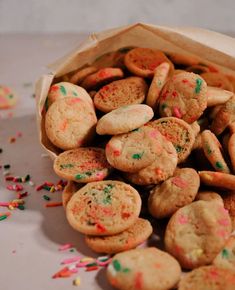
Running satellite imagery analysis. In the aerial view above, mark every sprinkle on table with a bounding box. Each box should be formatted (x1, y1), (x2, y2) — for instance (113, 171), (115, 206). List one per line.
(45, 202), (63, 208)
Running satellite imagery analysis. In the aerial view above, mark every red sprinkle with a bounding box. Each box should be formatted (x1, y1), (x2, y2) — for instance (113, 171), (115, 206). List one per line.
(45, 202), (63, 208)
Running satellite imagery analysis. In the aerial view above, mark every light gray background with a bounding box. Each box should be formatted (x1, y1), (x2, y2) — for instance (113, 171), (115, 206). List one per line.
(0, 0), (234, 34)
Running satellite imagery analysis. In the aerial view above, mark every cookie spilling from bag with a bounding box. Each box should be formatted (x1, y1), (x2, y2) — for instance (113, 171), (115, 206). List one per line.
(37, 24), (235, 289)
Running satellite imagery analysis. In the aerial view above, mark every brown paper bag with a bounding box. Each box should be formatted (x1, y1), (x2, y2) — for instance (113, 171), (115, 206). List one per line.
(35, 23), (235, 159)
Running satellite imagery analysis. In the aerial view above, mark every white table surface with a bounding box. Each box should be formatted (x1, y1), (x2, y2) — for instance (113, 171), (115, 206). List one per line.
(0, 33), (113, 290)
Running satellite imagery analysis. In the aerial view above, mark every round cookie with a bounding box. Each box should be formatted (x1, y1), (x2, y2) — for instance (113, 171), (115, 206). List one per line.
(206, 86), (233, 107)
(85, 218), (152, 254)
(105, 126), (163, 173)
(165, 200), (232, 269)
(94, 76), (148, 113)
(107, 247), (181, 290)
(81, 67), (124, 90)
(66, 180), (141, 235)
(124, 134), (177, 185)
(201, 130), (230, 173)
(62, 181), (83, 208)
(199, 171), (235, 190)
(46, 82), (93, 108)
(223, 191), (235, 230)
(69, 66), (98, 84)
(195, 191), (224, 205)
(201, 72), (234, 92)
(96, 104), (154, 135)
(178, 265), (235, 290)
(0, 85), (17, 109)
(167, 52), (200, 66)
(148, 168), (200, 218)
(124, 47), (172, 78)
(147, 117), (195, 163)
(146, 62), (170, 110)
(213, 236), (235, 271)
(211, 95), (235, 135)
(53, 147), (112, 183)
(228, 133), (235, 173)
(45, 97), (97, 150)
(159, 72), (207, 123)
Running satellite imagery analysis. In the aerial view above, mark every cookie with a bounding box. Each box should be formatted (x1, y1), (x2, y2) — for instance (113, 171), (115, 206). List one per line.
(46, 82), (93, 108)
(178, 265), (235, 290)
(53, 147), (112, 183)
(195, 191), (224, 205)
(201, 130), (230, 173)
(105, 126), (163, 173)
(0, 85), (17, 109)
(167, 52), (200, 67)
(94, 76), (148, 113)
(81, 67), (124, 90)
(213, 236), (235, 271)
(206, 86), (233, 107)
(45, 97), (97, 150)
(85, 218), (152, 254)
(201, 72), (234, 92)
(159, 72), (207, 123)
(211, 95), (235, 135)
(69, 66), (98, 84)
(199, 171), (235, 190)
(124, 134), (177, 185)
(165, 200), (232, 269)
(226, 74), (235, 92)
(107, 247), (181, 290)
(148, 168), (200, 218)
(96, 104), (154, 135)
(190, 121), (200, 137)
(192, 133), (202, 150)
(147, 117), (195, 163)
(223, 191), (235, 230)
(62, 181), (83, 208)
(146, 62), (170, 110)
(124, 47), (172, 78)
(186, 64), (210, 74)
(66, 180), (141, 235)
(228, 133), (235, 173)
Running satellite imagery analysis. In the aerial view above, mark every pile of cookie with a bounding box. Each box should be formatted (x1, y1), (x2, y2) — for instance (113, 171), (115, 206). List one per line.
(43, 47), (235, 290)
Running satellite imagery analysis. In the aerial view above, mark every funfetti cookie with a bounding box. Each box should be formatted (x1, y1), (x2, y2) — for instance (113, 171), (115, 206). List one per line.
(199, 171), (235, 190)
(45, 97), (97, 150)
(53, 147), (112, 183)
(201, 130), (230, 174)
(85, 218), (152, 254)
(66, 180), (141, 236)
(62, 181), (83, 208)
(107, 248), (181, 290)
(206, 86), (233, 107)
(159, 72), (207, 124)
(178, 265), (235, 290)
(69, 66), (98, 85)
(94, 76), (148, 113)
(124, 47), (173, 78)
(148, 168), (200, 218)
(81, 67), (124, 90)
(201, 72), (234, 92)
(146, 62), (170, 110)
(124, 133), (177, 185)
(211, 95), (235, 135)
(96, 104), (154, 135)
(165, 200), (232, 269)
(0, 85), (17, 109)
(105, 126), (163, 173)
(147, 117), (195, 163)
(46, 82), (93, 108)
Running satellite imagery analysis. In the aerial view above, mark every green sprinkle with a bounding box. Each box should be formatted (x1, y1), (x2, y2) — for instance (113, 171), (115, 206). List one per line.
(70, 248), (75, 252)
(113, 260), (121, 272)
(18, 204), (25, 210)
(43, 185), (51, 191)
(174, 145), (183, 153)
(60, 163), (74, 169)
(132, 152), (144, 160)
(157, 80), (162, 87)
(25, 174), (30, 181)
(123, 268), (131, 273)
(206, 144), (212, 155)
(161, 103), (167, 110)
(0, 215), (8, 221)
(221, 248), (229, 259)
(75, 174), (84, 180)
(215, 161), (223, 169)
(86, 262), (98, 267)
(43, 195), (51, 201)
(72, 91), (78, 96)
(60, 85), (67, 96)
(195, 78), (203, 94)
(8, 94), (14, 99)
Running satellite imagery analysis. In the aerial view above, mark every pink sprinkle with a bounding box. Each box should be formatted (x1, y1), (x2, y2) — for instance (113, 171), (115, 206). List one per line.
(76, 261), (92, 268)
(217, 230), (229, 238)
(218, 218), (230, 226)
(6, 184), (23, 191)
(171, 177), (188, 188)
(178, 214), (188, 224)
(61, 256), (81, 265)
(149, 129), (160, 139)
(0, 202), (11, 207)
(172, 107), (182, 118)
(58, 243), (74, 251)
(95, 172), (105, 180)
